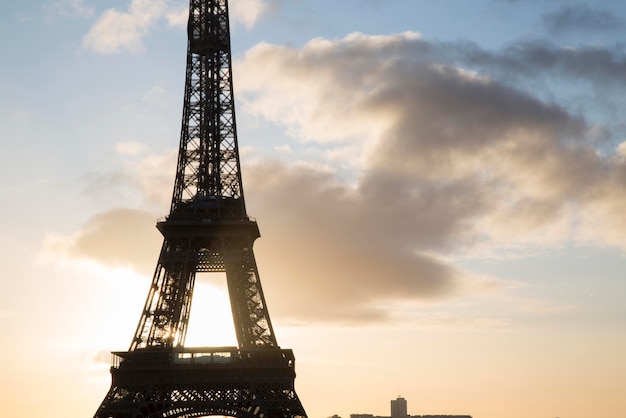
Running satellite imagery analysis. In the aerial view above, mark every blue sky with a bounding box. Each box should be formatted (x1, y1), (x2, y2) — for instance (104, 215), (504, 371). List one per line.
(1, 1), (626, 418)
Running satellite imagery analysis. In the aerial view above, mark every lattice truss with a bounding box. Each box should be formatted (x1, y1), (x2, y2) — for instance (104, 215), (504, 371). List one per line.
(171, 0), (244, 217)
(95, 382), (305, 418)
(131, 235), (276, 350)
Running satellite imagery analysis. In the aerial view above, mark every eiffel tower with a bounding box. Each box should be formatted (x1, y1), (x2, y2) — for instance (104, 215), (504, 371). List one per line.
(93, 1), (307, 417)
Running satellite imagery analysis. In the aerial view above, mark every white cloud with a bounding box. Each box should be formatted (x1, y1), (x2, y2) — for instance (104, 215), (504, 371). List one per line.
(114, 141), (148, 156)
(82, 0), (170, 54)
(43, 208), (162, 274)
(48, 0), (94, 18)
(142, 83), (168, 103)
(163, 0), (271, 29)
(82, 0), (270, 54)
(235, 32), (423, 147)
(274, 144), (292, 153)
(165, 5), (188, 27)
(230, 0), (270, 29)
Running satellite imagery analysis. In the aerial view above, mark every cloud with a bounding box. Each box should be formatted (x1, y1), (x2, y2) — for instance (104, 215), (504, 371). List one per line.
(244, 161), (501, 322)
(165, 4), (188, 27)
(45, 208), (162, 274)
(542, 4), (624, 34)
(236, 32), (626, 250)
(47, 161), (500, 323)
(462, 40), (626, 90)
(236, 32), (423, 145)
(141, 83), (168, 104)
(230, 0), (271, 29)
(55, 31), (626, 324)
(48, 0), (95, 18)
(80, 147), (176, 206)
(115, 141), (148, 156)
(82, 0), (271, 54)
(92, 349), (113, 365)
(166, 0), (271, 29)
(82, 0), (169, 54)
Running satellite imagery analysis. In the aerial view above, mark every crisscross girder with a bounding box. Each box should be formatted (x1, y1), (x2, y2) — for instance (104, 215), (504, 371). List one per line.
(171, 0), (245, 219)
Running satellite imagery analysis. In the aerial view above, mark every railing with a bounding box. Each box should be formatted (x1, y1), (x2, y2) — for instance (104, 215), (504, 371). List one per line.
(111, 352), (123, 369)
(110, 347), (295, 370)
(172, 347), (236, 365)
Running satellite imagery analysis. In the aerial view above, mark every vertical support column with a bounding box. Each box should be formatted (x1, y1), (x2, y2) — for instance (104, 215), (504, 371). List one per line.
(225, 243), (277, 348)
(131, 237), (198, 350)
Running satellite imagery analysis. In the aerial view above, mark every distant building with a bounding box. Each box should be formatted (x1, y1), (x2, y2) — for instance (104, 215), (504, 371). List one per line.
(408, 413), (472, 417)
(391, 397), (408, 417)
(348, 397), (471, 418)
(350, 414), (375, 418)
(416, 416), (472, 418)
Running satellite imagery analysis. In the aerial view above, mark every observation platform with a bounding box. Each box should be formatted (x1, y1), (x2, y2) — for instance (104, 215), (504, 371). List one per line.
(98, 347), (304, 417)
(111, 347), (295, 374)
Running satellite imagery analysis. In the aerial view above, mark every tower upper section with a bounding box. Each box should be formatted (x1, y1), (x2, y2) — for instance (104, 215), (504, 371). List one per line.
(170, 0), (246, 221)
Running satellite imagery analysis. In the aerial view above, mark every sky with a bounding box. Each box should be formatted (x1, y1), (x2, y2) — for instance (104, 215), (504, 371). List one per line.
(1, 0), (626, 417)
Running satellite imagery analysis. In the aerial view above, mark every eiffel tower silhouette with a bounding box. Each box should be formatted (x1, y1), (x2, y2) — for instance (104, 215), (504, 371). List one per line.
(93, 1), (307, 417)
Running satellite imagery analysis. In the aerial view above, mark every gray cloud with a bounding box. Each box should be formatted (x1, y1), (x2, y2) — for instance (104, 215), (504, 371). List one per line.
(542, 4), (624, 34)
(245, 161), (499, 322)
(53, 164), (498, 323)
(463, 40), (626, 88)
(51, 31), (626, 324)
(236, 32), (626, 247)
(48, 209), (162, 274)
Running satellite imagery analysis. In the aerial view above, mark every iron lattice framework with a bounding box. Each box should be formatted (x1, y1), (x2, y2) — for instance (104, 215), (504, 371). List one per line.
(93, 1), (307, 417)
